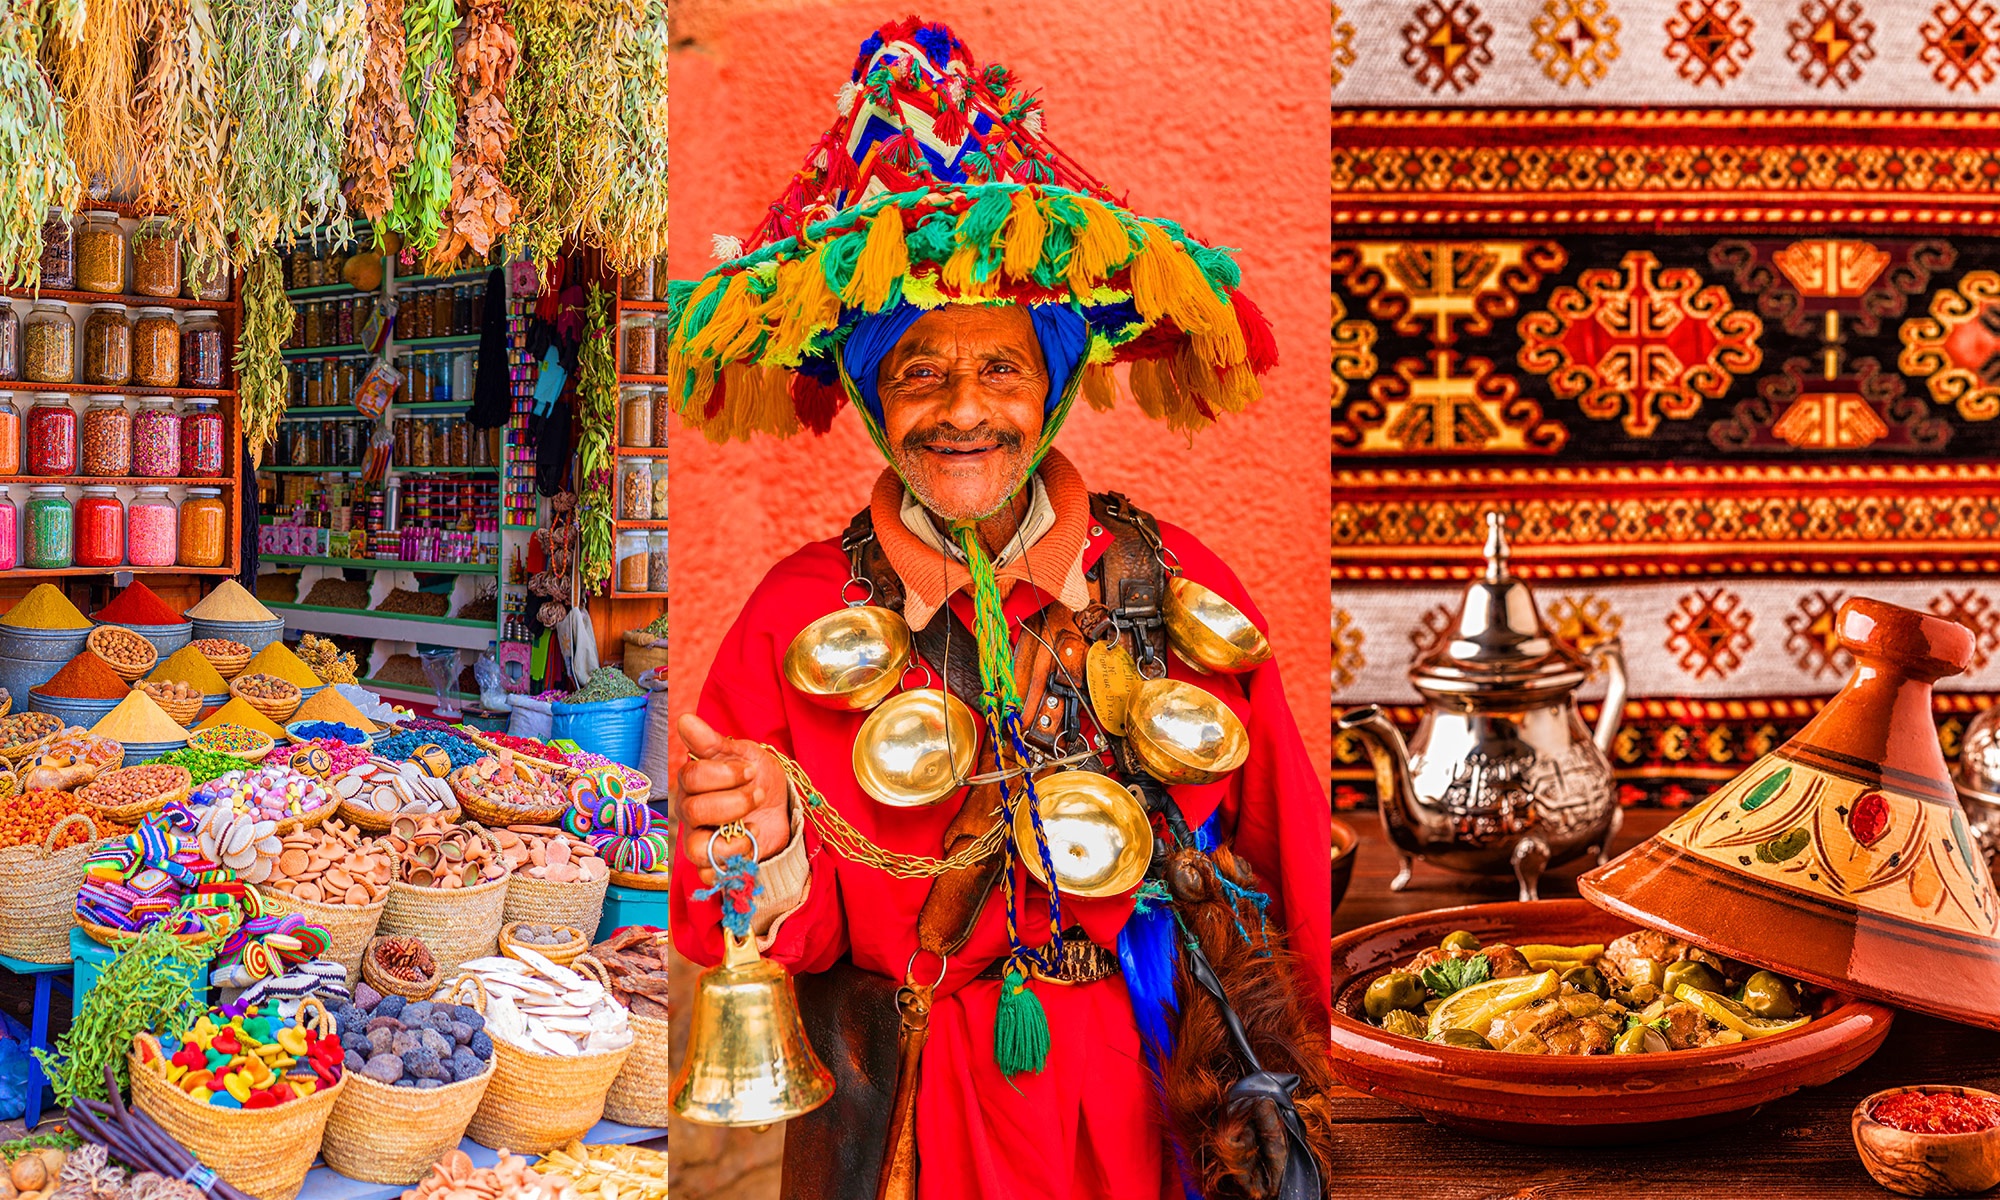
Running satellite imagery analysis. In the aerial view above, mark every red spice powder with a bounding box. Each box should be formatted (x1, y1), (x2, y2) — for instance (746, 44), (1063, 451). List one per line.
(92, 582), (186, 627)
(40, 651), (132, 700)
(1871, 1091), (2000, 1134)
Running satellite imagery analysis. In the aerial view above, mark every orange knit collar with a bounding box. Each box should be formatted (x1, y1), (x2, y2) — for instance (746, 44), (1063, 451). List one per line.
(869, 449), (1093, 630)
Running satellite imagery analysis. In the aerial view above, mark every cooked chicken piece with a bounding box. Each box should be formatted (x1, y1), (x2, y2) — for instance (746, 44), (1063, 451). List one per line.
(1408, 942), (1535, 980)
(1655, 1002), (1720, 1050)
(1602, 931), (1727, 984)
(1489, 988), (1622, 1056)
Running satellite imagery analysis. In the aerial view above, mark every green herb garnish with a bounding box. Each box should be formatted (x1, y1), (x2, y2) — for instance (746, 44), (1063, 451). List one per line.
(1421, 955), (1491, 997)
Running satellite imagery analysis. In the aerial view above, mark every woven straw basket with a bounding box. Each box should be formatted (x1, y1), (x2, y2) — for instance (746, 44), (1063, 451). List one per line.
(463, 957), (633, 1154)
(229, 675), (302, 724)
(77, 765), (190, 823)
(498, 922), (588, 967)
(319, 976), (493, 1183)
(377, 865), (512, 976)
(260, 887), (387, 985)
(128, 999), (345, 1200)
(0, 811), (101, 963)
(502, 872), (610, 937)
(88, 625), (159, 683)
(362, 936), (439, 1001)
(198, 643), (252, 680)
(450, 774), (570, 827)
(268, 795), (339, 838)
(336, 797), (460, 834)
(137, 684), (202, 727)
(602, 1008), (672, 1127)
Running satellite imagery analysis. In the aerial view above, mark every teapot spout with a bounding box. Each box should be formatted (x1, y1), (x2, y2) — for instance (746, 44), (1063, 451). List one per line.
(1337, 706), (1420, 852)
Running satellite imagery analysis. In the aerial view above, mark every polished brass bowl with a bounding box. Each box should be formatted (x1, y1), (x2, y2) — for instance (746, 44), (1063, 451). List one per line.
(852, 687), (979, 807)
(1126, 678), (1249, 786)
(783, 605), (912, 711)
(1164, 576), (1271, 675)
(1014, 770), (1154, 898)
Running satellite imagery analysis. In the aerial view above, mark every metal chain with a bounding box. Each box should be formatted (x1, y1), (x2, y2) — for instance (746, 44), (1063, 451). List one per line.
(766, 744), (1010, 879)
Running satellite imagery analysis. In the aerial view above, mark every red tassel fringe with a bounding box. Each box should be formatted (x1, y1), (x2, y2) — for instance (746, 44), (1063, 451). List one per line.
(1230, 289), (1279, 374)
(790, 373), (846, 435)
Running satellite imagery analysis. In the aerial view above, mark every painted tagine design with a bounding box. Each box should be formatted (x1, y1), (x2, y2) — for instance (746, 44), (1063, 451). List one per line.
(1582, 596), (2000, 1032)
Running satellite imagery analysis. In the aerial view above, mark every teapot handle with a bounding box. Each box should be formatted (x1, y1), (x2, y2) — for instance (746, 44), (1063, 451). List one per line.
(1589, 639), (1628, 756)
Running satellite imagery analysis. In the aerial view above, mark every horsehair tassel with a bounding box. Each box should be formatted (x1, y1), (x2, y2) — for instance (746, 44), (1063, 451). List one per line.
(994, 958), (1051, 1077)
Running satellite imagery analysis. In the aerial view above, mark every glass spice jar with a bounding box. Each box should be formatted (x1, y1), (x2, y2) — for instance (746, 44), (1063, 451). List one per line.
(304, 300), (324, 348)
(337, 297), (356, 345)
(623, 260), (656, 302)
(24, 486), (70, 569)
(82, 304), (132, 385)
(648, 531), (669, 593)
(27, 395), (76, 476)
(23, 301), (75, 383)
(411, 416), (434, 467)
(652, 467), (668, 519)
(133, 397), (181, 477)
(183, 254), (230, 302)
(81, 396), (132, 476)
(621, 457), (653, 520)
(179, 487), (226, 567)
(655, 315), (673, 374)
(182, 397), (224, 477)
(620, 385), (653, 448)
(618, 532), (648, 593)
(180, 310), (223, 388)
(0, 306), (17, 382)
(39, 209), (74, 291)
(75, 486), (123, 568)
(651, 389), (674, 449)
(132, 307), (180, 388)
(621, 314), (656, 375)
(0, 496), (18, 571)
(131, 217), (182, 298)
(447, 417), (469, 467)
(76, 211), (127, 294)
(128, 486), (176, 566)
(0, 394), (19, 476)
(431, 285), (452, 336)
(290, 246), (311, 290)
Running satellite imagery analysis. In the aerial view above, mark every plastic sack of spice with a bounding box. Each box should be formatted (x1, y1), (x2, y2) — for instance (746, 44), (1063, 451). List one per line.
(360, 421), (395, 485)
(507, 693), (554, 741)
(639, 666), (672, 792)
(353, 358), (402, 420)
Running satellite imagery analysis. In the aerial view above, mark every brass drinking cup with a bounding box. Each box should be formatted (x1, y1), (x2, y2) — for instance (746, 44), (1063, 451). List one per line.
(1126, 678), (1250, 786)
(852, 687), (979, 808)
(783, 605), (913, 712)
(1163, 575), (1271, 675)
(1014, 770), (1154, 898)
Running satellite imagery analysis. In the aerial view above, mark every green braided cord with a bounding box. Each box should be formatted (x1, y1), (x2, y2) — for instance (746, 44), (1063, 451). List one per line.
(949, 521), (1022, 719)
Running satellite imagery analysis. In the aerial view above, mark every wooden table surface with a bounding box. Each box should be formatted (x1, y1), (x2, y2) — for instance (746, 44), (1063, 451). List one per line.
(1326, 807), (2000, 1199)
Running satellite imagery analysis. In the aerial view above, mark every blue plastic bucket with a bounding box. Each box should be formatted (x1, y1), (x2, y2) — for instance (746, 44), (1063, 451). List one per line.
(27, 691), (120, 730)
(551, 693), (648, 767)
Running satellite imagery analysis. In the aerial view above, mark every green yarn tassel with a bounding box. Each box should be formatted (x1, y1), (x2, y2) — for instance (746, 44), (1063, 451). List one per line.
(950, 521), (1022, 718)
(994, 964), (1050, 1077)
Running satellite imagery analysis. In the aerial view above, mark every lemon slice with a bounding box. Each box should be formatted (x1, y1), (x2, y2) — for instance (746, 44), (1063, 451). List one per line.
(1427, 969), (1560, 1040)
(1672, 984), (1810, 1039)
(1517, 942), (1604, 965)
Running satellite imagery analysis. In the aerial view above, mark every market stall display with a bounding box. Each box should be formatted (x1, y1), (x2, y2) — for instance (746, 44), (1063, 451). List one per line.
(454, 951), (634, 1153)
(376, 819), (512, 973)
(0, 795), (115, 963)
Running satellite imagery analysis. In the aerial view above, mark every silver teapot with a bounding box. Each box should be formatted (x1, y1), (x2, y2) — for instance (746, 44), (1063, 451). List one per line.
(1953, 707), (2000, 861)
(1339, 514), (1628, 902)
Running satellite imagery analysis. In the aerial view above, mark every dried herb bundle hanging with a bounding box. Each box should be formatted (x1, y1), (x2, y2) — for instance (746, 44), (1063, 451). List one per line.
(46, 0), (141, 198)
(132, 0), (190, 211)
(342, 0), (415, 225)
(144, 0), (233, 276)
(387, 0), (458, 256)
(426, 0), (517, 270)
(576, 283), (616, 593)
(237, 251), (294, 465)
(503, 0), (624, 268)
(591, 0), (667, 273)
(0, 0), (82, 290)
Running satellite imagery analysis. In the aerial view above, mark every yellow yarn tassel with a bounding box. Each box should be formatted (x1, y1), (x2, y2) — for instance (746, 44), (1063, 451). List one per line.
(767, 255), (840, 367)
(1080, 361), (1118, 412)
(941, 244), (996, 298)
(1066, 196), (1133, 291)
(1131, 226), (1243, 367)
(842, 209), (910, 311)
(685, 272), (759, 361)
(1002, 190), (1047, 280)
(722, 364), (802, 440)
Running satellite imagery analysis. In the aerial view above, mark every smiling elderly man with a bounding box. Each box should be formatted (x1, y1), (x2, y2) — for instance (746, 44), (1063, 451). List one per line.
(665, 19), (1330, 1200)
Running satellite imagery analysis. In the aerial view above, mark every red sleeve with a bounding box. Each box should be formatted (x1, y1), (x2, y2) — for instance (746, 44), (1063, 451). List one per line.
(1157, 521), (1332, 1020)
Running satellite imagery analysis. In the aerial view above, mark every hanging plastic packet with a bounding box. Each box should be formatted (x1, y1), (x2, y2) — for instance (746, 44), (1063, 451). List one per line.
(360, 420), (396, 484)
(418, 645), (463, 717)
(353, 358), (404, 419)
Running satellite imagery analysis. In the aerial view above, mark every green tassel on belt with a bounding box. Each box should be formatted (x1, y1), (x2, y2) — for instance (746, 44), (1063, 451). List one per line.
(993, 961), (1050, 1077)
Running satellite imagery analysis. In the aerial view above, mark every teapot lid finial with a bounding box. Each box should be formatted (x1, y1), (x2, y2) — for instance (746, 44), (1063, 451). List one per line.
(1483, 512), (1510, 584)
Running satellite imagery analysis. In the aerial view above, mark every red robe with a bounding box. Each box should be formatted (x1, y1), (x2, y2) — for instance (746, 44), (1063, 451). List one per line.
(673, 477), (1329, 1200)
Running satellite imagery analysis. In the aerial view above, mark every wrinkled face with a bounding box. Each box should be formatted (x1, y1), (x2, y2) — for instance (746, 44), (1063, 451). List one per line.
(879, 305), (1048, 522)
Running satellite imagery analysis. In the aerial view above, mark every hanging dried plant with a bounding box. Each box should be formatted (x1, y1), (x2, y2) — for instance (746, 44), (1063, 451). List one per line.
(425, 0), (517, 270)
(503, 0), (624, 268)
(147, 0), (232, 276)
(237, 251), (294, 466)
(131, 0), (189, 210)
(591, 0), (667, 273)
(0, 0), (82, 290)
(385, 0), (458, 256)
(46, 0), (141, 198)
(342, 0), (415, 225)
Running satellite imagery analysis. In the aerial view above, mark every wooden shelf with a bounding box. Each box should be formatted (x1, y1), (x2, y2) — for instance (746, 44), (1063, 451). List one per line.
(614, 446), (665, 457)
(619, 300), (672, 312)
(614, 520), (670, 530)
(608, 590), (668, 600)
(0, 287), (237, 312)
(0, 475), (233, 486)
(262, 554), (498, 574)
(395, 334), (480, 349)
(280, 402), (467, 419)
(1, 564), (237, 578)
(267, 601), (497, 650)
(615, 374), (671, 386)
(0, 379), (234, 400)
(284, 343), (365, 358)
(283, 283), (368, 299)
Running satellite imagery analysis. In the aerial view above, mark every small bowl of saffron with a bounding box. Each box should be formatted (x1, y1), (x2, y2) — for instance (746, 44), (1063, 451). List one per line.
(1855, 1086), (2000, 1197)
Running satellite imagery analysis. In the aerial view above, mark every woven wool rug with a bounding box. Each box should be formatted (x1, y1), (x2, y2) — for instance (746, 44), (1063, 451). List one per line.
(1331, 0), (2000, 807)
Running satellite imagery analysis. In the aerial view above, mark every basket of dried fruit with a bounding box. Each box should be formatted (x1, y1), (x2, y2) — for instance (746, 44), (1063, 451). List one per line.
(258, 818), (394, 984)
(0, 805), (116, 963)
(191, 637), (252, 680)
(186, 723), (275, 762)
(363, 934), (441, 1000)
(229, 672), (302, 724)
(18, 729), (124, 792)
(86, 624), (159, 683)
(0, 712), (65, 764)
(137, 678), (204, 727)
(498, 922), (588, 967)
(376, 821), (514, 974)
(77, 762), (191, 823)
(449, 756), (571, 826)
(591, 928), (675, 1127)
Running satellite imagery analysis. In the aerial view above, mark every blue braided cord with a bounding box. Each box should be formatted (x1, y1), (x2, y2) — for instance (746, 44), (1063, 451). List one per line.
(991, 717), (1058, 973)
(690, 853), (764, 939)
(1004, 713), (1066, 950)
(1215, 870), (1272, 953)
(1118, 894), (1201, 1199)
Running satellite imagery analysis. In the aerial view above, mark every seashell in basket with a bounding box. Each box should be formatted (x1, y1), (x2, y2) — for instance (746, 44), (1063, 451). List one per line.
(88, 625), (160, 683)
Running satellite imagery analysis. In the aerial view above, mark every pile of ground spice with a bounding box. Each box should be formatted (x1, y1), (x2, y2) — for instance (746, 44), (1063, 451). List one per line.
(185, 581), (276, 623)
(242, 641), (324, 689)
(197, 697), (288, 739)
(91, 690), (190, 743)
(1, 585), (92, 630)
(92, 582), (189, 627)
(291, 686), (377, 733)
(146, 646), (229, 695)
(37, 652), (131, 700)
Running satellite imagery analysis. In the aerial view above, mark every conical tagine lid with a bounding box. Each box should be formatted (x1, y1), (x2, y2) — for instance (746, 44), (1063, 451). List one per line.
(1580, 596), (2000, 1031)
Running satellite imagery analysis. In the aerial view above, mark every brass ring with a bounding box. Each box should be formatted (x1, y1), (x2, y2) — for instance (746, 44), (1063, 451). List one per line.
(705, 821), (761, 875)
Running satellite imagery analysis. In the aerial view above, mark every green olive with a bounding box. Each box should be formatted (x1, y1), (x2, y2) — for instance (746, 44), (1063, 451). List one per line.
(1625, 958), (1665, 988)
(1441, 930), (1482, 953)
(1434, 1028), (1493, 1051)
(1363, 972), (1427, 1021)
(1379, 1009), (1428, 1039)
(1739, 971), (1798, 1019)
(1561, 966), (1609, 998)
(1615, 983), (1661, 1007)
(1661, 960), (1724, 997)
(1614, 1025), (1669, 1055)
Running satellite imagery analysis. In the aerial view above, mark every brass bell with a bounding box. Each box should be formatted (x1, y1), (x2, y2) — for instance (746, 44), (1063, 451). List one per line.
(783, 604), (913, 711)
(1125, 678), (1249, 786)
(1015, 770), (1154, 898)
(670, 927), (836, 1127)
(1163, 575), (1271, 675)
(852, 687), (979, 807)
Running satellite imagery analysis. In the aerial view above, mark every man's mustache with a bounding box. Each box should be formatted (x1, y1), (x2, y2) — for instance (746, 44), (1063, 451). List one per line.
(901, 424), (1025, 452)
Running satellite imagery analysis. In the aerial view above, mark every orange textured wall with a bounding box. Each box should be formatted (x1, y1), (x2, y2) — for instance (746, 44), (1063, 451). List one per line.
(667, 0), (1332, 770)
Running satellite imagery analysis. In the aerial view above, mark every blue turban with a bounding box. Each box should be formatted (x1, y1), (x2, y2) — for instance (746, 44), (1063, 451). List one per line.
(837, 302), (1092, 426)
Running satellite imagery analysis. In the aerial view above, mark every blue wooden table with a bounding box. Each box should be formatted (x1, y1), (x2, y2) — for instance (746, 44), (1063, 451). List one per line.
(0, 951), (73, 1131)
(295, 1121), (665, 1200)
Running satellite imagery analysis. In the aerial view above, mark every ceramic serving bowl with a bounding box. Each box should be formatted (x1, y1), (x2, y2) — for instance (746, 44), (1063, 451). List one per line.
(1329, 815), (1358, 916)
(1327, 898), (1896, 1145)
(1854, 1086), (2000, 1197)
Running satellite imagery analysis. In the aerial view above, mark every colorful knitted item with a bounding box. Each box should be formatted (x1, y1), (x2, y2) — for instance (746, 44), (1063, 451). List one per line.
(661, 16), (1277, 444)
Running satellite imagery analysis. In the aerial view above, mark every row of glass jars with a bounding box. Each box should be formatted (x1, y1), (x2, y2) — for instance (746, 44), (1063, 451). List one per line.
(618, 313), (675, 377)
(0, 301), (225, 389)
(5, 485), (228, 570)
(618, 458), (668, 520)
(616, 530), (670, 594)
(39, 209), (230, 301)
(0, 393), (226, 478)
(618, 384), (674, 449)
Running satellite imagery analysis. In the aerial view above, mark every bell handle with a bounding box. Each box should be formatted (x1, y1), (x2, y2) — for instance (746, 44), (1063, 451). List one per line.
(707, 821), (766, 971)
(1588, 638), (1628, 756)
